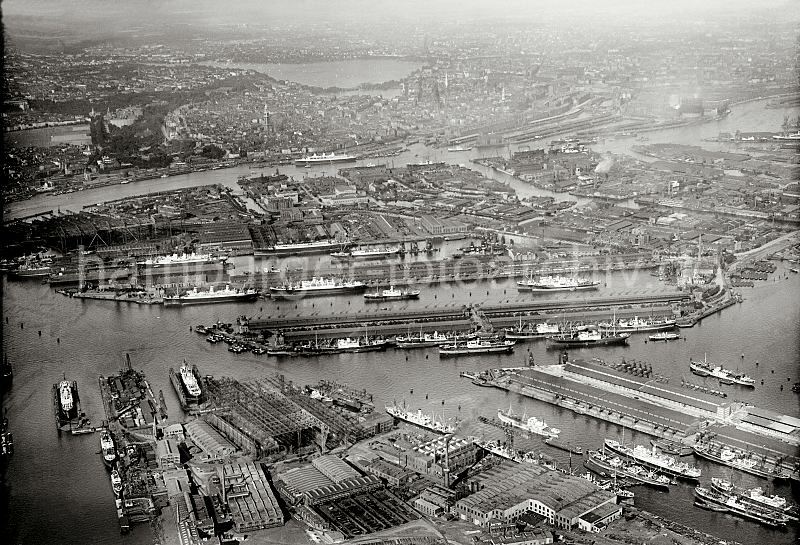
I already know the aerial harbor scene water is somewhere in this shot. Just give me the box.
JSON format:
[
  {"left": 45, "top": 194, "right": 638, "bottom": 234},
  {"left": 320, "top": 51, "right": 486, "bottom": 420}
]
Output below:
[{"left": 1, "top": 1, "right": 799, "bottom": 544}]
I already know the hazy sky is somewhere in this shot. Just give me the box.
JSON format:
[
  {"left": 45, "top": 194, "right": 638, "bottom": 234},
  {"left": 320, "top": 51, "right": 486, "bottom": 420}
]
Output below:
[{"left": 4, "top": 0, "right": 798, "bottom": 27}]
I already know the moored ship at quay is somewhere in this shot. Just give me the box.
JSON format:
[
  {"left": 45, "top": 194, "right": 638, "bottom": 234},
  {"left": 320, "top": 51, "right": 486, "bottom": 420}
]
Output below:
[
  {"left": 135, "top": 252, "right": 219, "bottom": 267},
  {"left": 438, "top": 338, "right": 515, "bottom": 357},
  {"left": 584, "top": 449, "right": 672, "bottom": 490},
  {"left": 385, "top": 404, "right": 456, "bottom": 434},
  {"left": 363, "top": 285, "right": 420, "bottom": 301},
  {"left": 395, "top": 331, "right": 452, "bottom": 348},
  {"left": 294, "top": 336, "right": 394, "bottom": 355},
  {"left": 330, "top": 246, "right": 401, "bottom": 259},
  {"left": 693, "top": 485, "right": 790, "bottom": 527},
  {"left": 163, "top": 285, "right": 258, "bottom": 306},
  {"left": 689, "top": 356, "right": 755, "bottom": 387},
  {"left": 269, "top": 277, "right": 366, "bottom": 297},
  {"left": 692, "top": 443, "right": 790, "bottom": 480},
  {"left": 604, "top": 439, "right": 702, "bottom": 481},
  {"left": 598, "top": 316, "right": 677, "bottom": 333},
  {"left": 546, "top": 329, "right": 630, "bottom": 347},
  {"left": 710, "top": 478, "right": 799, "bottom": 520},
  {"left": 100, "top": 430, "right": 117, "bottom": 467},
  {"left": 180, "top": 364, "right": 202, "bottom": 397},
  {"left": 516, "top": 274, "right": 600, "bottom": 292},
  {"left": 254, "top": 239, "right": 343, "bottom": 255},
  {"left": 497, "top": 407, "right": 560, "bottom": 438},
  {"left": 504, "top": 321, "right": 564, "bottom": 340},
  {"left": 294, "top": 151, "right": 357, "bottom": 166}
]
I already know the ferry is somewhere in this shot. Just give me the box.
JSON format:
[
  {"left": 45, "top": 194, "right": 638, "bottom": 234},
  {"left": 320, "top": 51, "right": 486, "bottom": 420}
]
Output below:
[
  {"left": 294, "top": 152, "right": 357, "bottom": 166},
  {"left": 517, "top": 275, "right": 600, "bottom": 292},
  {"left": 710, "top": 478, "right": 799, "bottom": 520},
  {"left": 59, "top": 380, "right": 74, "bottom": 413},
  {"left": 547, "top": 329, "right": 630, "bottom": 348},
  {"left": 439, "top": 338, "right": 515, "bottom": 357},
  {"left": 111, "top": 470, "right": 123, "bottom": 497},
  {"left": 136, "top": 252, "right": 217, "bottom": 267},
  {"left": 363, "top": 286, "right": 420, "bottom": 301},
  {"left": 692, "top": 443, "right": 790, "bottom": 480},
  {"left": 497, "top": 407, "right": 560, "bottom": 438},
  {"left": 604, "top": 439, "right": 701, "bottom": 481},
  {"left": 100, "top": 430, "right": 117, "bottom": 466},
  {"left": 163, "top": 285, "right": 259, "bottom": 306},
  {"left": 689, "top": 356, "right": 755, "bottom": 387},
  {"left": 648, "top": 332, "right": 681, "bottom": 341},
  {"left": 385, "top": 404, "right": 456, "bottom": 434},
  {"left": 269, "top": 277, "right": 366, "bottom": 297},
  {"left": 694, "top": 486, "right": 790, "bottom": 527},
  {"left": 395, "top": 331, "right": 451, "bottom": 348},
  {"left": 180, "top": 365, "right": 201, "bottom": 397},
  {"left": 330, "top": 246, "right": 401, "bottom": 259},
  {"left": 599, "top": 316, "right": 676, "bottom": 333}
]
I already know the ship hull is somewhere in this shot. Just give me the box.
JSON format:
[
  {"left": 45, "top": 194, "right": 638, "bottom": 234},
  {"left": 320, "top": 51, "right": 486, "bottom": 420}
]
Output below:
[
  {"left": 517, "top": 283, "right": 599, "bottom": 292},
  {"left": 439, "top": 345, "right": 513, "bottom": 357},
  {"left": 270, "top": 286, "right": 365, "bottom": 298},
  {"left": 547, "top": 335, "right": 629, "bottom": 347},
  {"left": 295, "top": 156, "right": 357, "bottom": 166},
  {"left": 364, "top": 292, "right": 420, "bottom": 301},
  {"left": 395, "top": 338, "right": 448, "bottom": 349},
  {"left": 692, "top": 445, "right": 788, "bottom": 480},
  {"left": 604, "top": 440, "right": 699, "bottom": 481},
  {"left": 164, "top": 293, "right": 258, "bottom": 306},
  {"left": 694, "top": 487, "right": 788, "bottom": 527}
]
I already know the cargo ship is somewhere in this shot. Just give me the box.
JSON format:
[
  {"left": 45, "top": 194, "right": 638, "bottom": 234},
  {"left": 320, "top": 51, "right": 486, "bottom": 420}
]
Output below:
[
  {"left": 395, "top": 331, "right": 451, "bottom": 348},
  {"left": 330, "top": 246, "right": 401, "bottom": 259},
  {"left": 599, "top": 316, "right": 676, "bottom": 333},
  {"left": 294, "top": 152, "right": 357, "bottom": 166},
  {"left": 100, "top": 430, "right": 117, "bottom": 467},
  {"left": 363, "top": 286, "right": 420, "bottom": 301},
  {"left": 584, "top": 450, "right": 672, "bottom": 490},
  {"left": 693, "top": 485, "right": 790, "bottom": 527},
  {"left": 269, "top": 277, "right": 366, "bottom": 297},
  {"left": 710, "top": 478, "right": 799, "bottom": 521},
  {"left": 650, "top": 438, "right": 693, "bottom": 457},
  {"left": 180, "top": 365, "right": 202, "bottom": 397},
  {"left": 546, "top": 329, "right": 630, "bottom": 348},
  {"left": 136, "top": 252, "right": 217, "bottom": 267},
  {"left": 604, "top": 439, "right": 701, "bottom": 481},
  {"left": 497, "top": 407, "right": 560, "bottom": 438},
  {"left": 648, "top": 332, "right": 681, "bottom": 341},
  {"left": 504, "top": 321, "right": 562, "bottom": 340},
  {"left": 692, "top": 443, "right": 790, "bottom": 480},
  {"left": 163, "top": 285, "right": 258, "bottom": 306},
  {"left": 439, "top": 338, "right": 515, "bottom": 357},
  {"left": 689, "top": 356, "right": 755, "bottom": 387},
  {"left": 474, "top": 439, "right": 547, "bottom": 466},
  {"left": 385, "top": 404, "right": 456, "bottom": 434},
  {"left": 517, "top": 275, "right": 600, "bottom": 292},
  {"left": 11, "top": 262, "right": 52, "bottom": 278}
]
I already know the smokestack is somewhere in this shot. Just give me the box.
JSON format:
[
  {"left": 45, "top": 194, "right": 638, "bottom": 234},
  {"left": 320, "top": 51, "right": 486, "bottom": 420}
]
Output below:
[{"left": 444, "top": 435, "right": 452, "bottom": 487}]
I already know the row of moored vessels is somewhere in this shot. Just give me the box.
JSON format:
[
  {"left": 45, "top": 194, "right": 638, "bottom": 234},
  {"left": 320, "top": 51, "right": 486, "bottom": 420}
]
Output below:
[{"left": 694, "top": 478, "right": 797, "bottom": 527}]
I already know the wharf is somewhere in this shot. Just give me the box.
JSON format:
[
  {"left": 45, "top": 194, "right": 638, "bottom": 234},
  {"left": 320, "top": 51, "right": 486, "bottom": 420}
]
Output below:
[{"left": 249, "top": 292, "right": 687, "bottom": 335}]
